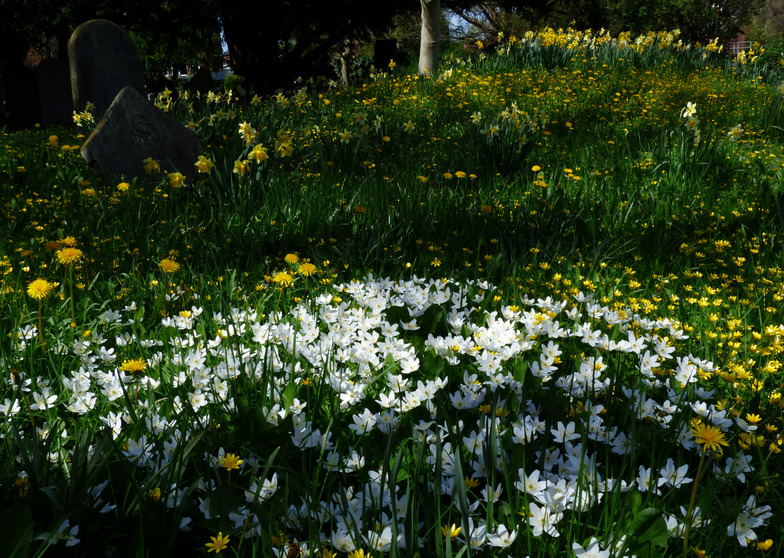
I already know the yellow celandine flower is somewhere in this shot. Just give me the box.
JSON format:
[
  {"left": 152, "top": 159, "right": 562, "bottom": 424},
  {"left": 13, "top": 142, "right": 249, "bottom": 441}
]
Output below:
[
  {"left": 27, "top": 278, "right": 54, "bottom": 300},
  {"left": 465, "top": 476, "right": 480, "bottom": 488},
  {"left": 691, "top": 420, "right": 729, "bottom": 454},
  {"left": 757, "top": 539, "right": 773, "bottom": 551},
  {"left": 250, "top": 144, "right": 268, "bottom": 163},
  {"left": 347, "top": 550, "right": 369, "bottom": 558},
  {"left": 168, "top": 172, "right": 185, "bottom": 188},
  {"left": 56, "top": 247, "right": 83, "bottom": 266},
  {"left": 148, "top": 487, "right": 161, "bottom": 501},
  {"left": 119, "top": 358, "right": 147, "bottom": 374},
  {"left": 441, "top": 523, "right": 462, "bottom": 540},
  {"left": 205, "top": 531, "right": 230, "bottom": 554},
  {"left": 159, "top": 259, "right": 180, "bottom": 273},
  {"left": 745, "top": 413, "right": 762, "bottom": 424},
  {"left": 218, "top": 453, "right": 244, "bottom": 471},
  {"left": 195, "top": 155, "right": 215, "bottom": 173}
]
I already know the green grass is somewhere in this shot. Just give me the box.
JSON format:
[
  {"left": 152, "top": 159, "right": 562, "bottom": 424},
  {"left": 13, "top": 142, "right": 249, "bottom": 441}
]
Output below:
[{"left": 1, "top": 27, "right": 783, "bottom": 557}]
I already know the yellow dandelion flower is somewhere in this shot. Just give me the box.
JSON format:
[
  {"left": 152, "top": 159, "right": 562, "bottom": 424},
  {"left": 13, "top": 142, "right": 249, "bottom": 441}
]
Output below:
[
  {"left": 158, "top": 259, "right": 180, "bottom": 273},
  {"left": 299, "top": 262, "right": 317, "bottom": 277},
  {"left": 56, "top": 247, "right": 84, "bottom": 266},
  {"left": 27, "top": 278, "right": 54, "bottom": 300},
  {"left": 691, "top": 421, "right": 729, "bottom": 454},
  {"left": 60, "top": 236, "right": 78, "bottom": 247},
  {"left": 285, "top": 253, "right": 300, "bottom": 264},
  {"left": 272, "top": 271, "right": 294, "bottom": 287},
  {"left": 119, "top": 358, "right": 147, "bottom": 374}
]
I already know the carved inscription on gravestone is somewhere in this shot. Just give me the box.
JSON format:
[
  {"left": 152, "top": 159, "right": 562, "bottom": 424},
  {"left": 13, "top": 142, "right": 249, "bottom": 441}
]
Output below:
[{"left": 81, "top": 86, "right": 200, "bottom": 179}]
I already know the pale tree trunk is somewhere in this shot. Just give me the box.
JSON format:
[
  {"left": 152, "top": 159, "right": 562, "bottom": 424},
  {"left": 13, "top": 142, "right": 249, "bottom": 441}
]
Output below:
[
  {"left": 418, "top": 0, "right": 441, "bottom": 75},
  {"left": 339, "top": 40, "right": 351, "bottom": 85}
]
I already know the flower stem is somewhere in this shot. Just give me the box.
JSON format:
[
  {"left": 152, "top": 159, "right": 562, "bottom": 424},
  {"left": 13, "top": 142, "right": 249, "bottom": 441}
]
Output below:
[
  {"left": 37, "top": 298, "right": 45, "bottom": 348},
  {"left": 682, "top": 451, "right": 705, "bottom": 558},
  {"left": 69, "top": 265, "right": 75, "bottom": 319}
]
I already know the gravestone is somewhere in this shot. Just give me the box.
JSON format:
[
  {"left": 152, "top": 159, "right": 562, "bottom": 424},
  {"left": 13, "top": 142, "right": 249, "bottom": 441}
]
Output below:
[
  {"left": 36, "top": 58, "right": 73, "bottom": 126},
  {"left": 68, "top": 19, "right": 145, "bottom": 115},
  {"left": 81, "top": 86, "right": 201, "bottom": 179}
]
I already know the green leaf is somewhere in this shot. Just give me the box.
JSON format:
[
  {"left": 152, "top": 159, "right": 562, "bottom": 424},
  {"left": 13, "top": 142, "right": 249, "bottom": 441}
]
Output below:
[
  {"left": 626, "top": 507, "right": 669, "bottom": 558},
  {"left": 281, "top": 381, "right": 297, "bottom": 414}
]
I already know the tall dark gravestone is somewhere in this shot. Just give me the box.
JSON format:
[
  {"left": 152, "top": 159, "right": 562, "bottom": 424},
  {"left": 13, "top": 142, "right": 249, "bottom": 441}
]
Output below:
[{"left": 68, "top": 19, "right": 146, "bottom": 115}]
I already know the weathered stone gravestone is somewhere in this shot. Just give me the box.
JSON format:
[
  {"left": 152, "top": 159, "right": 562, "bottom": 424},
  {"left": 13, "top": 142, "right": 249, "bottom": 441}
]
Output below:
[
  {"left": 68, "top": 19, "right": 145, "bottom": 115},
  {"left": 81, "top": 86, "right": 201, "bottom": 179},
  {"left": 36, "top": 58, "right": 73, "bottom": 126}
]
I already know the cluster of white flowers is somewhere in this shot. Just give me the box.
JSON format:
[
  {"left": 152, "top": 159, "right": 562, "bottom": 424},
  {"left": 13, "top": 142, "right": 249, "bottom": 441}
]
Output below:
[{"left": 4, "top": 275, "right": 771, "bottom": 551}]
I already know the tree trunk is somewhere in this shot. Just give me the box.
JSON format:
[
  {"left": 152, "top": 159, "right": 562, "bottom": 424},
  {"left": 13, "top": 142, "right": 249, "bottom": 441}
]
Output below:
[
  {"left": 418, "top": 0, "right": 441, "bottom": 75},
  {"left": 339, "top": 43, "right": 351, "bottom": 86}
]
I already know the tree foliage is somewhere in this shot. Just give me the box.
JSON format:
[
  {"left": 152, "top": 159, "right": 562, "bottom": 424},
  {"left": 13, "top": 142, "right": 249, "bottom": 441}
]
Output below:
[
  {"left": 217, "top": 0, "right": 417, "bottom": 93},
  {"left": 749, "top": 0, "right": 784, "bottom": 40},
  {"left": 602, "top": 0, "right": 761, "bottom": 44},
  {"left": 0, "top": 0, "right": 221, "bottom": 73}
]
